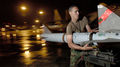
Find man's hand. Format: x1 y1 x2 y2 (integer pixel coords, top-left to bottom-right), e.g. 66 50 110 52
86 24 98 33
82 43 93 50
92 28 99 32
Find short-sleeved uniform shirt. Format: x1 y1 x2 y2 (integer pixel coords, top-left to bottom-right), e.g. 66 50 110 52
66 16 88 35
66 16 89 67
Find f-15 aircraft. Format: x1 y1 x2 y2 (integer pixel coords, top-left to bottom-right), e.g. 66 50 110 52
41 4 120 46
41 4 120 67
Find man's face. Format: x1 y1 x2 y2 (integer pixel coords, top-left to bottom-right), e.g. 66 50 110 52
69 7 79 20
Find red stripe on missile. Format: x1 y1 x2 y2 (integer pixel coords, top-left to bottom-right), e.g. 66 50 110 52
98 9 113 24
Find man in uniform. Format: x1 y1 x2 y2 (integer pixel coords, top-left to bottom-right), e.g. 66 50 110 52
66 5 97 67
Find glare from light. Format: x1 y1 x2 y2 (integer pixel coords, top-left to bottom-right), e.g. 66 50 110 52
39 11 44 15
36 34 40 38
25 51 29 54
42 43 46 47
39 47 48 57
13 34 17 37
23 44 30 47
36 34 41 40
22 44 31 50
21 6 27 10
40 26 42 28
21 40 30 44
2 32 6 36
1 28 6 31
6 34 10 38
5 25 10 27
32 30 36 33
24 47 29 50
41 39 46 43
16 30 19 32
21 50 33 65
32 25 35 28
12 25 16 27
24 50 31 58
36 29 40 33
35 19 39 23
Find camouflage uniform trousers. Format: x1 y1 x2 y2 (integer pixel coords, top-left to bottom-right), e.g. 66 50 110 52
70 49 94 67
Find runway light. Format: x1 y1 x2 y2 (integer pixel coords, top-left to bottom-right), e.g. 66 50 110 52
1 28 6 31
21 6 27 11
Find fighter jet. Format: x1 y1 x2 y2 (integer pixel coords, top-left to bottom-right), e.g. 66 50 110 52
41 5 120 66
41 4 120 46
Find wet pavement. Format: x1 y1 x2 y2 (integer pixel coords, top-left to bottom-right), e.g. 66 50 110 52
0 29 70 67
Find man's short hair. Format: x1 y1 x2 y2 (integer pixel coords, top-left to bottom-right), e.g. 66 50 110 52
68 5 78 12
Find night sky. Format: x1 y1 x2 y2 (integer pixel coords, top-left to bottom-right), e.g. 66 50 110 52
0 0 119 25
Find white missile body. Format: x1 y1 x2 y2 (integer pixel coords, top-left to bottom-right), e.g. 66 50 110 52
41 33 120 45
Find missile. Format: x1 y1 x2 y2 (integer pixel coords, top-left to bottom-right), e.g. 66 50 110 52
41 32 120 46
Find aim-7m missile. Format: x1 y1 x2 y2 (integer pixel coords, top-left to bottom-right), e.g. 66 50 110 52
41 5 120 46
41 32 120 46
